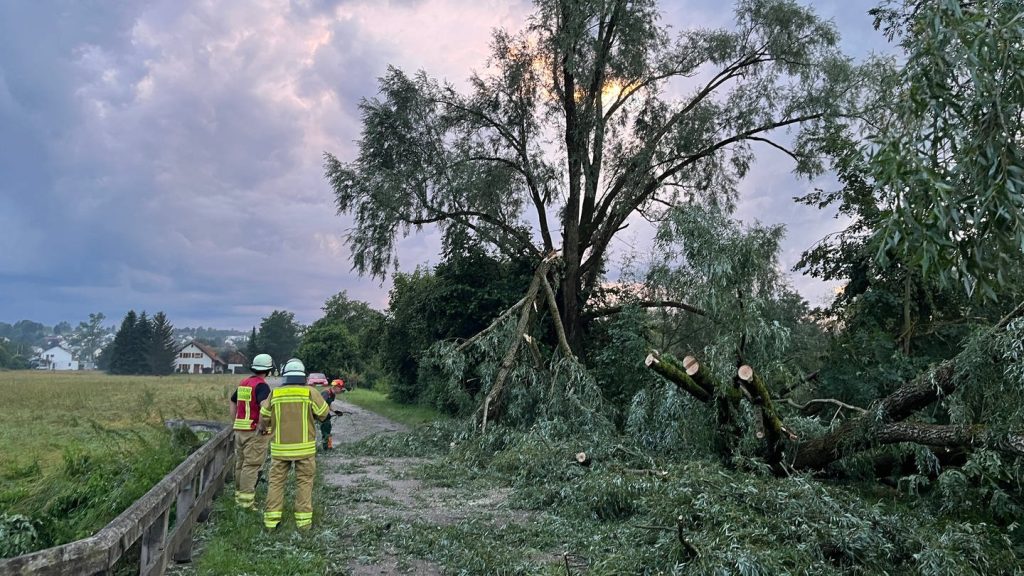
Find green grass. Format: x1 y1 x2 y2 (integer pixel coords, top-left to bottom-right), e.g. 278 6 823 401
0 370 235 472
342 388 445 427
0 370 237 558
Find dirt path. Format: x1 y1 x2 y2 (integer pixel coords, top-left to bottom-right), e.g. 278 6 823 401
320 399 530 575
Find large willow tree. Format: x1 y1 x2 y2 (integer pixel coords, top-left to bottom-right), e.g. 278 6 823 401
327 0 861 355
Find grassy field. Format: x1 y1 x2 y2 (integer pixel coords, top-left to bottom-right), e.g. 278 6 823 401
0 370 239 558
0 370 236 472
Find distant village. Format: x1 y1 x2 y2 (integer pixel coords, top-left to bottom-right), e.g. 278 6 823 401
0 319 251 374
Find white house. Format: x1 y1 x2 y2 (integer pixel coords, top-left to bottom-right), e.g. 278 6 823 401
38 346 79 371
174 341 227 374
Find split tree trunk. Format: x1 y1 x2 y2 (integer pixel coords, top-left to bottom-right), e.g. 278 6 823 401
478 257 553 430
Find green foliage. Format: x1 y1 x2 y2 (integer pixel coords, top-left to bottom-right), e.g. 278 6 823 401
417 341 475 415
382 247 532 406
868 0 1024 298
0 320 47 347
588 306 665 416
648 204 795 363
296 291 385 385
244 326 258 365
107 310 137 374
381 268 442 403
0 340 29 370
255 310 301 370
68 312 106 366
295 321 358 376
106 310 178 376
0 514 38 559
317 419 1024 575
625 383 716 456
147 312 176 375
612 203 824 412
327 0 863 357
0 426 199 558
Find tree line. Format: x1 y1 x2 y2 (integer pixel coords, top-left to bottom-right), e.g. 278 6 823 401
102 311 178 375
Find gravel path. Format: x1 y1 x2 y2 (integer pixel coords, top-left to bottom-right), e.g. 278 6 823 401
321 399 444 575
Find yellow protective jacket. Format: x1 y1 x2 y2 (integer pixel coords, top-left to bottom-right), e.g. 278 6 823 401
259 385 329 459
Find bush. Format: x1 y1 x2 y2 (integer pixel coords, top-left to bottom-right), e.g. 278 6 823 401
0 514 38 559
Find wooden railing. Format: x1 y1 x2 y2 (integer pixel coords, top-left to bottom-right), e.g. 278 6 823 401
0 421 234 576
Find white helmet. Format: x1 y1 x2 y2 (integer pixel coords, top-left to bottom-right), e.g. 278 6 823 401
251 353 274 372
282 358 306 377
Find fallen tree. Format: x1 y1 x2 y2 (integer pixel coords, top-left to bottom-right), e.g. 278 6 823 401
644 300 1024 473
791 299 1024 470
645 352 794 466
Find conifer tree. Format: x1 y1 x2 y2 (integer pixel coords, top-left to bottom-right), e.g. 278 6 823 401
148 312 177 375
131 312 153 374
245 326 258 365
108 310 137 375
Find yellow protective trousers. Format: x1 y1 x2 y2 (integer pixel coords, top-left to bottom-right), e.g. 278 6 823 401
263 456 315 529
233 429 269 508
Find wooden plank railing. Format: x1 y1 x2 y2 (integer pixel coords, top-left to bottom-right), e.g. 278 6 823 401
0 421 234 576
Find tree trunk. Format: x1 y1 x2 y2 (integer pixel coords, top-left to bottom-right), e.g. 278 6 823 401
645 353 711 402
792 420 1024 470
644 351 742 460
791 300 1024 471
477 258 553 428
736 365 794 467
561 252 584 355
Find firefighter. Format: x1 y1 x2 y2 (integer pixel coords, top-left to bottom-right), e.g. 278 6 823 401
318 379 345 450
259 358 329 531
230 353 274 509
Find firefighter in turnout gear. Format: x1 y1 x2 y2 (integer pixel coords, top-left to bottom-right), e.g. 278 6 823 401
319 379 345 450
230 353 273 509
259 358 329 530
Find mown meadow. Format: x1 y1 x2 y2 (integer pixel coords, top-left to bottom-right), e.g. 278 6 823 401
0 370 236 558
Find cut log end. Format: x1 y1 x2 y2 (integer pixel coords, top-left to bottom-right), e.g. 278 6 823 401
575 451 591 467
737 365 754 381
683 355 699 376
645 353 659 367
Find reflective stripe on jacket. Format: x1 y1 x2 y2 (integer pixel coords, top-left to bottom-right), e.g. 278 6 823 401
233 376 266 431
259 385 329 459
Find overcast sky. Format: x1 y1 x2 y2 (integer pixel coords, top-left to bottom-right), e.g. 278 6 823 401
0 0 888 330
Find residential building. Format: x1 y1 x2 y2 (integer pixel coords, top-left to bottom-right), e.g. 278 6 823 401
38 346 79 371
221 350 249 374
174 341 227 374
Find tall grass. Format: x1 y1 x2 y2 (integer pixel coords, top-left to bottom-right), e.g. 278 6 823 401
0 370 237 558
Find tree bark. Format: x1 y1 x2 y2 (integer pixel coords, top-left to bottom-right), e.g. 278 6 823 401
791 299 1024 470
478 257 552 429
737 365 794 466
792 421 1024 470
645 353 711 402
682 356 716 398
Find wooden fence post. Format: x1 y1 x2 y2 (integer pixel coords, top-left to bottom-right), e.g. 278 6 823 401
172 474 197 563
139 506 169 575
